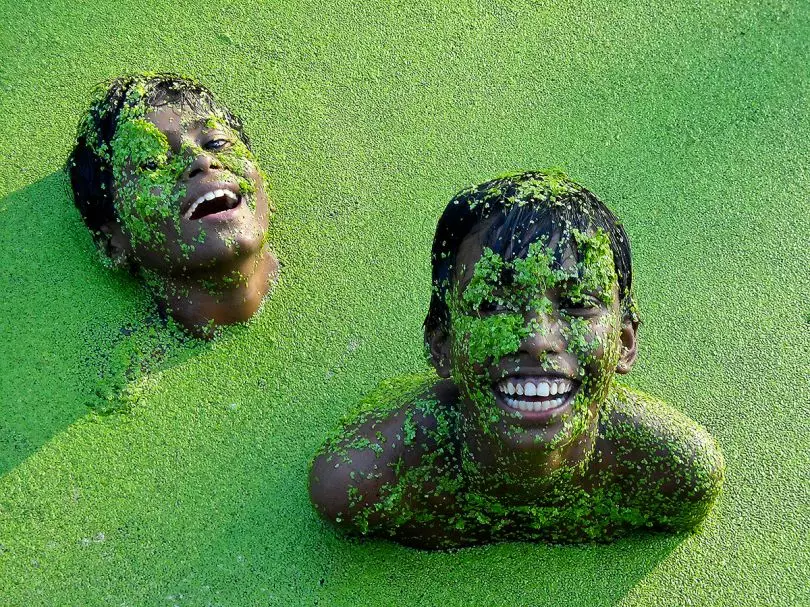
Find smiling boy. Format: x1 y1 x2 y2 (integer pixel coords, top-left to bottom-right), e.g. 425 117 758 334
68 74 278 337
309 171 724 549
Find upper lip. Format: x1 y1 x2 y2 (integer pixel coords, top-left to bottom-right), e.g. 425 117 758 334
180 181 241 218
493 366 578 383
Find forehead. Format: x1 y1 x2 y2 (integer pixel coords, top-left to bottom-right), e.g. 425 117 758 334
141 104 213 149
453 215 608 290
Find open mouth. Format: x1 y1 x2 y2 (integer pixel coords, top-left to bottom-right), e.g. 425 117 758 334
185 188 242 220
493 376 578 416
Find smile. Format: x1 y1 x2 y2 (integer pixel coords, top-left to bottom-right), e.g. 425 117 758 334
184 187 242 220
494 376 577 415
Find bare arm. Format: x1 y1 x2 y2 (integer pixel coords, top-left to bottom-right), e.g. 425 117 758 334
308 374 463 543
598 385 725 531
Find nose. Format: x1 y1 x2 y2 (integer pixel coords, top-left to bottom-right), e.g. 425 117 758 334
520 310 565 357
186 151 221 179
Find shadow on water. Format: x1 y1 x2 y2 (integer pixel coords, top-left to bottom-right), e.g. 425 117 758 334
0 171 207 476
0 169 685 604
158 452 684 606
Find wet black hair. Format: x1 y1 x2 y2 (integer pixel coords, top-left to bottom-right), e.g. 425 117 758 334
424 171 636 339
67 73 252 240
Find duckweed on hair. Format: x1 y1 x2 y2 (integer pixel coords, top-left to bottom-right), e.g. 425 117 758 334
73 74 266 260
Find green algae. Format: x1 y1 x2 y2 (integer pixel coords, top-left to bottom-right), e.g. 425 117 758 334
1 1 808 605
111 119 170 173
84 316 205 415
110 114 188 250
311 179 724 549
311 371 724 548
453 312 527 363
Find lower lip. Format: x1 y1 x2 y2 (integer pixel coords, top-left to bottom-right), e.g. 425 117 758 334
493 388 575 424
197 198 244 223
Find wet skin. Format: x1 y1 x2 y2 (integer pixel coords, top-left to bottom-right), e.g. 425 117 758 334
103 103 278 336
309 219 724 549
439 218 635 487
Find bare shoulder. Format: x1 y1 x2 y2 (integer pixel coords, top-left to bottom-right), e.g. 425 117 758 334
308 371 461 535
598 383 725 530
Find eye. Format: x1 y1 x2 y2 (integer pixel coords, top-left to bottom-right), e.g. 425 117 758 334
204 138 231 151
141 159 159 171
561 293 602 315
477 299 510 315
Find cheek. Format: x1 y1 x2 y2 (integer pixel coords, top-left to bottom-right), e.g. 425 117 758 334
114 162 184 220
113 174 186 253
578 316 622 383
590 321 615 360
219 144 260 184
448 329 491 394
451 313 526 367
449 330 479 377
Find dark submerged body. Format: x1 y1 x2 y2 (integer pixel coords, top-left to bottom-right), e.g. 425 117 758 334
309 372 724 550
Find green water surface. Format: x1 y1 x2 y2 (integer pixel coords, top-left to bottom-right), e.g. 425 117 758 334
0 1 808 605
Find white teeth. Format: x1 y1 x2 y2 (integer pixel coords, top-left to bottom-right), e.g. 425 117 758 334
497 377 577 413
504 395 566 413
497 377 575 412
186 199 201 218
184 188 239 219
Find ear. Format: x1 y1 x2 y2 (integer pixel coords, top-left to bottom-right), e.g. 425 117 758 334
426 325 452 379
615 317 638 374
98 220 132 266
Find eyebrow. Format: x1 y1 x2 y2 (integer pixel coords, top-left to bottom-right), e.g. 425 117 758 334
558 277 605 296
186 117 211 130
190 116 235 131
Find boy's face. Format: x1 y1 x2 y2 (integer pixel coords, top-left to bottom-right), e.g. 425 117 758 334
109 103 270 274
442 216 633 455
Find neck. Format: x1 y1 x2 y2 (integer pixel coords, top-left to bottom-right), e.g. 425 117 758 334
144 247 278 338
461 410 599 501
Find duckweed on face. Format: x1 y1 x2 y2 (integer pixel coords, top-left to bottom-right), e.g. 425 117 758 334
111 116 186 250
76 78 271 268
446 226 623 452
111 112 262 258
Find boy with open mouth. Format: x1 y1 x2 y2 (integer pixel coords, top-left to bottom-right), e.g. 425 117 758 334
68 74 278 337
309 171 724 549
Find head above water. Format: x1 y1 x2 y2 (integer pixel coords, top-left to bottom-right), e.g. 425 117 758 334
424 171 640 458
68 74 255 239
424 170 637 342
67 73 278 337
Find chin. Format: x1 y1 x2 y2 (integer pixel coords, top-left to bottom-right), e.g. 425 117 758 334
494 420 580 453
190 227 266 268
